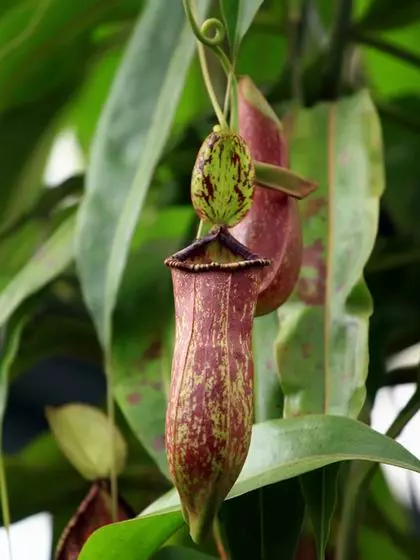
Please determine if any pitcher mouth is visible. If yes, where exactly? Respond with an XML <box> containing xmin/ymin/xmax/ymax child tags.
<box><xmin>164</xmin><ymin>226</ymin><xmax>271</xmax><ymax>272</ymax></box>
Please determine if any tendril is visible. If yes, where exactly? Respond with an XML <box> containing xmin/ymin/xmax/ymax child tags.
<box><xmin>183</xmin><ymin>0</ymin><xmax>225</xmax><ymax>46</ymax></box>
<box><xmin>183</xmin><ymin>0</ymin><xmax>238</xmax><ymax>130</ymax></box>
<box><xmin>199</xmin><ymin>17</ymin><xmax>225</xmax><ymax>47</ymax></box>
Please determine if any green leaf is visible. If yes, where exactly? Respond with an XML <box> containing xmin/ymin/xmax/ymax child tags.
<box><xmin>0</xmin><ymin>92</ymin><xmax>65</xmax><ymax>232</ymax></box>
<box><xmin>69</xmin><ymin>51</ymin><xmax>122</xmax><ymax>156</ymax></box>
<box><xmin>113</xmin><ymin>207</ymin><xmax>193</xmax><ymax>476</ymax></box>
<box><xmin>0</xmin><ymin>308</ymin><xmax>30</xmax><ymax>422</ymax></box>
<box><xmin>76</xmin><ymin>0</ymin><xmax>210</xmax><ymax>347</ymax></box>
<box><xmin>0</xmin><ymin>214</ymin><xmax>75</xmax><ymax>326</ymax></box>
<box><xmin>0</xmin><ymin>0</ymin><xmax>140</xmax><ymax>110</ymax></box>
<box><xmin>220</xmin><ymin>478</ymin><xmax>304</xmax><ymax>560</ymax></box>
<box><xmin>0</xmin><ymin>303</ymin><xmax>33</xmax><ymax>533</ymax></box>
<box><xmin>357</xmin><ymin>0</ymin><xmax>420</xmax><ymax>31</ymax></box>
<box><xmin>220</xmin><ymin>0</ymin><xmax>264</xmax><ymax>57</ymax></box>
<box><xmin>276</xmin><ymin>91</ymin><xmax>384</xmax><ymax>556</ymax></box>
<box><xmin>79</xmin><ymin>511</ymin><xmax>184</xmax><ymax>560</ymax></box>
<box><xmin>254</xmin><ymin>161</ymin><xmax>317</xmax><ymax>199</ymax></box>
<box><xmin>253</xmin><ymin>312</ymin><xmax>283</xmax><ymax>423</ymax></box>
<box><xmin>360</xmin><ymin>24</ymin><xmax>420</xmax><ymax>96</ymax></box>
<box><xmin>141</xmin><ymin>415</ymin><xmax>420</xmax><ymax>517</ymax></box>
<box><xmin>0</xmin><ymin>220</ymin><xmax>46</xmax><ymax>292</ymax></box>
<box><xmin>276</xmin><ymin>90</ymin><xmax>384</xmax><ymax>419</ymax></box>
<box><xmin>300</xmin><ymin>464</ymin><xmax>340</xmax><ymax>559</ymax></box>
<box><xmin>1</xmin><ymin>420</ymin><xmax>166</xmax><ymax>527</ymax></box>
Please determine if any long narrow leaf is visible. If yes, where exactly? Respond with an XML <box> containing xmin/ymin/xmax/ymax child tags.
<box><xmin>76</xmin><ymin>0</ymin><xmax>210</xmax><ymax>347</ymax></box>
<box><xmin>276</xmin><ymin>89</ymin><xmax>384</xmax><ymax>558</ymax></box>
<box><xmin>0</xmin><ymin>214</ymin><xmax>75</xmax><ymax>326</ymax></box>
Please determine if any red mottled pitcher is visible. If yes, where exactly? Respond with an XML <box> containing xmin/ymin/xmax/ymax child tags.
<box><xmin>164</xmin><ymin>226</ymin><xmax>269</xmax><ymax>542</ymax></box>
<box><xmin>231</xmin><ymin>76</ymin><xmax>303</xmax><ymax>316</ymax></box>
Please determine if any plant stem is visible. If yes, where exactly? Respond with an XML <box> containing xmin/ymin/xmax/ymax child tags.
<box><xmin>386</xmin><ymin>386</ymin><xmax>420</xmax><ymax>440</ymax></box>
<box><xmin>285</xmin><ymin>0</ymin><xmax>309</xmax><ymax>105</ymax></box>
<box><xmin>0</xmin><ymin>452</ymin><xmax>13</xmax><ymax>560</ymax></box>
<box><xmin>105</xmin><ymin>354</ymin><xmax>118</xmax><ymax>521</ymax></box>
<box><xmin>322</xmin><ymin>0</ymin><xmax>353</xmax><ymax>99</ymax></box>
<box><xmin>351</xmin><ymin>30</ymin><xmax>420</xmax><ymax>69</ymax></box>
<box><xmin>184</xmin><ymin>0</ymin><xmax>235</xmax><ymax>129</ymax></box>
<box><xmin>337</xmin><ymin>385</ymin><xmax>420</xmax><ymax>560</ymax></box>
<box><xmin>197</xmin><ymin>41</ymin><xmax>228</xmax><ymax>129</ymax></box>
<box><xmin>213</xmin><ymin>519</ymin><xmax>229</xmax><ymax>560</ymax></box>
<box><xmin>383</xmin><ymin>367</ymin><xmax>419</xmax><ymax>387</ymax></box>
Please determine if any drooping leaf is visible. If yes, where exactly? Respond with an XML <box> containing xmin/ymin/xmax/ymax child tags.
<box><xmin>0</xmin><ymin>214</ymin><xmax>75</xmax><ymax>326</ymax></box>
<box><xmin>300</xmin><ymin>464</ymin><xmax>340</xmax><ymax>559</ymax></box>
<box><xmin>113</xmin><ymin>207</ymin><xmax>193</xmax><ymax>476</ymax></box>
<box><xmin>79</xmin><ymin>511</ymin><xmax>184</xmax><ymax>560</ymax></box>
<box><xmin>220</xmin><ymin>477</ymin><xmax>304</xmax><ymax>560</ymax></box>
<box><xmin>276</xmin><ymin>90</ymin><xmax>384</xmax><ymax>420</ymax></box>
<box><xmin>141</xmin><ymin>415</ymin><xmax>420</xmax><ymax>516</ymax></box>
<box><xmin>220</xmin><ymin>0</ymin><xmax>264</xmax><ymax>57</ymax></box>
<box><xmin>76</xmin><ymin>0</ymin><xmax>210</xmax><ymax>347</ymax></box>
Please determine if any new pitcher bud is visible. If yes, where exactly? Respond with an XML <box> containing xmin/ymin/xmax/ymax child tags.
<box><xmin>191</xmin><ymin>127</ymin><xmax>255</xmax><ymax>227</ymax></box>
<box><xmin>165</xmin><ymin>227</ymin><xmax>269</xmax><ymax>542</ymax></box>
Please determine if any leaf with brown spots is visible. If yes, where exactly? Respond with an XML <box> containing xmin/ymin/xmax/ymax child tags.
<box><xmin>275</xmin><ymin>91</ymin><xmax>385</xmax><ymax>557</ymax></box>
<box><xmin>276</xmin><ymin>90</ymin><xmax>384</xmax><ymax>419</ymax></box>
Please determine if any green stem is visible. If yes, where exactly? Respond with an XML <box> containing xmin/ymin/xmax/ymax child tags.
<box><xmin>105</xmin><ymin>354</ymin><xmax>118</xmax><ymax>522</ymax></box>
<box><xmin>0</xmin><ymin>451</ymin><xmax>13</xmax><ymax>559</ymax></box>
<box><xmin>213</xmin><ymin>518</ymin><xmax>229</xmax><ymax>560</ymax></box>
<box><xmin>197</xmin><ymin>40</ymin><xmax>227</xmax><ymax>129</ymax></box>
<box><xmin>351</xmin><ymin>30</ymin><xmax>420</xmax><ymax>69</ymax></box>
<box><xmin>383</xmin><ymin>367</ymin><xmax>419</xmax><ymax>388</ymax></box>
<box><xmin>337</xmin><ymin>385</ymin><xmax>420</xmax><ymax>560</ymax></box>
<box><xmin>323</xmin><ymin>0</ymin><xmax>353</xmax><ymax>99</ymax></box>
<box><xmin>183</xmin><ymin>0</ymin><xmax>235</xmax><ymax>128</ymax></box>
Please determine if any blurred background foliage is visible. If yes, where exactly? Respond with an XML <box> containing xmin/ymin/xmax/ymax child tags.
<box><xmin>1</xmin><ymin>0</ymin><xmax>420</xmax><ymax>558</ymax></box>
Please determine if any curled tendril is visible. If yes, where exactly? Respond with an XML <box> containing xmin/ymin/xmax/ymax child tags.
<box><xmin>200</xmin><ymin>18</ymin><xmax>225</xmax><ymax>47</ymax></box>
<box><xmin>183</xmin><ymin>1</ymin><xmax>225</xmax><ymax>48</ymax></box>
<box><xmin>183</xmin><ymin>0</ymin><xmax>236</xmax><ymax>131</ymax></box>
